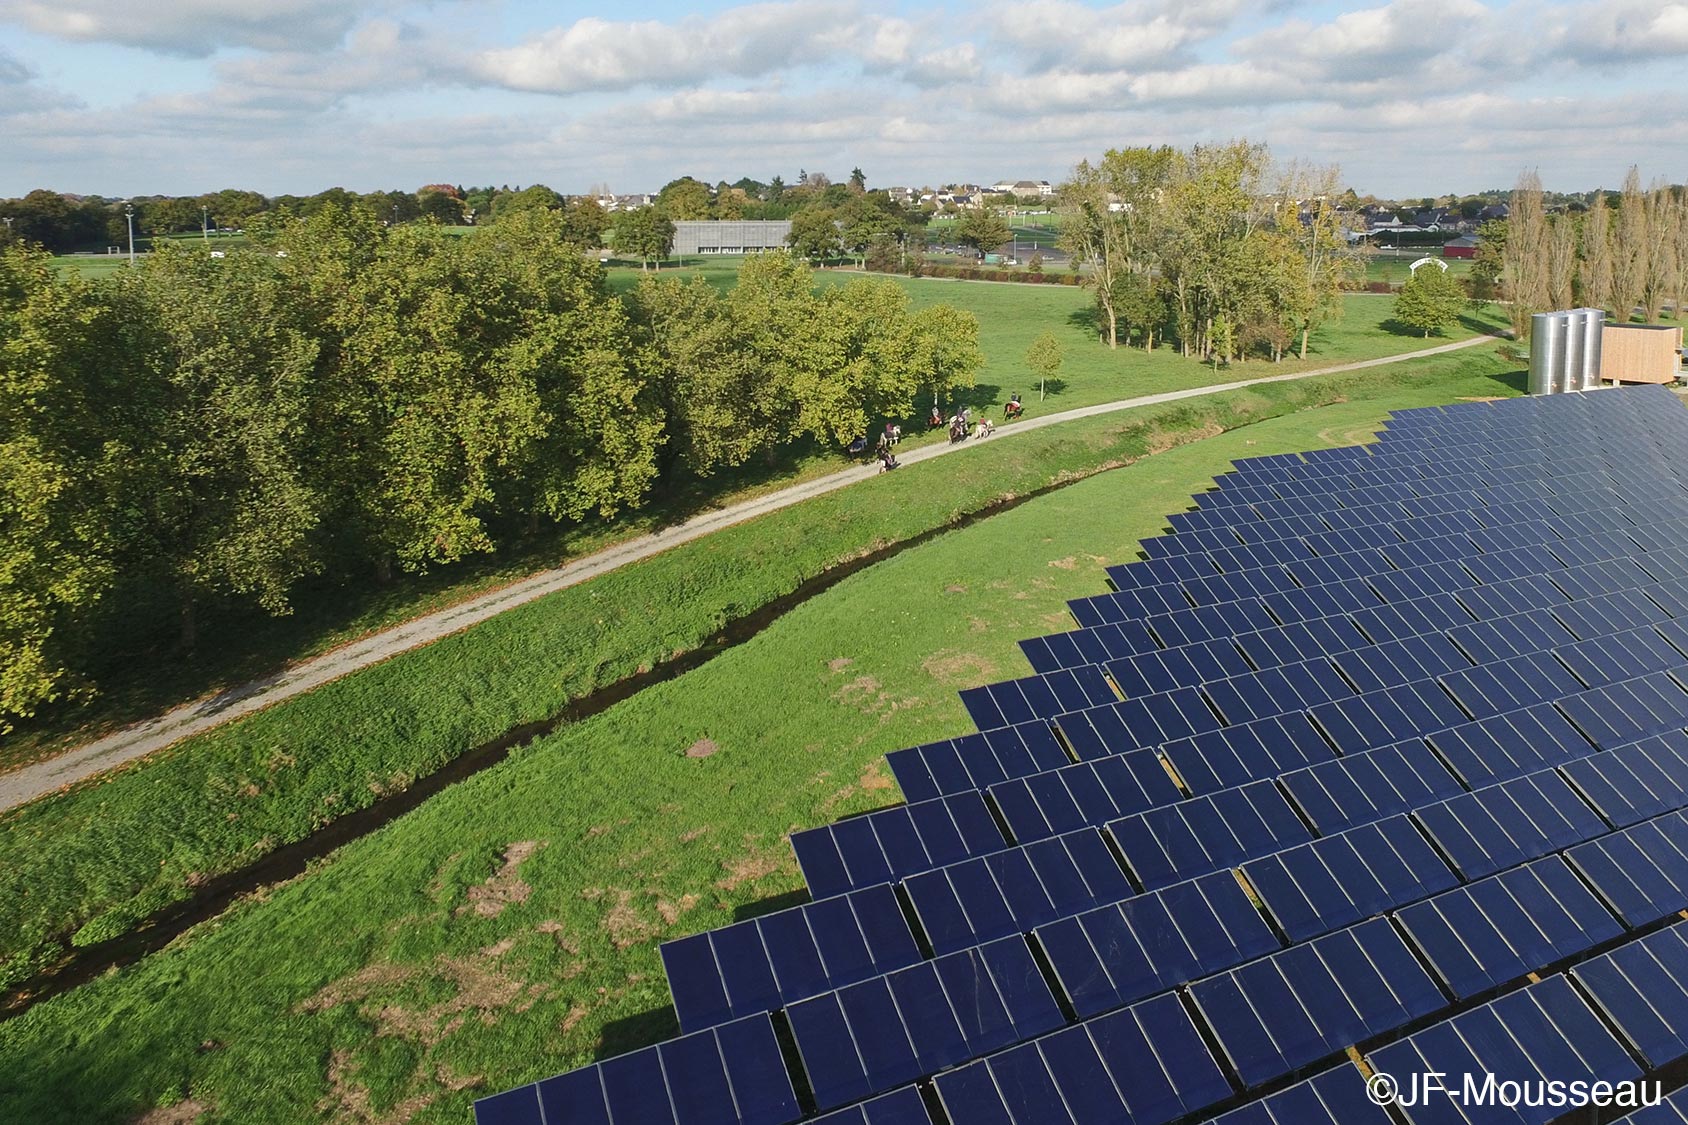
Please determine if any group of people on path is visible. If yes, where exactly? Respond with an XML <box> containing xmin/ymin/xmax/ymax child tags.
<box><xmin>871</xmin><ymin>393</ymin><xmax>1026</xmax><ymax>472</ymax></box>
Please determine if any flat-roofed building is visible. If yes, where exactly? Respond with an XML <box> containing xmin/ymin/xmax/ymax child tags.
<box><xmin>672</xmin><ymin>220</ymin><xmax>793</xmax><ymax>255</ymax></box>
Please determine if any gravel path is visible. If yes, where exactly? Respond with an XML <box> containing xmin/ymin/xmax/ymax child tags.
<box><xmin>0</xmin><ymin>333</ymin><xmax>1497</xmax><ymax>812</ymax></box>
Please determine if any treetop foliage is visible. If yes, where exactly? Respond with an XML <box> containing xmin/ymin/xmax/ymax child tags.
<box><xmin>0</xmin><ymin>213</ymin><xmax>981</xmax><ymax>731</ymax></box>
<box><xmin>1057</xmin><ymin>142</ymin><xmax>1363</xmax><ymax>362</ymax></box>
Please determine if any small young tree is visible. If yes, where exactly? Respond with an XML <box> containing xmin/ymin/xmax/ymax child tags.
<box><xmin>1394</xmin><ymin>263</ymin><xmax>1465</xmax><ymax>337</ymax></box>
<box><xmin>1025</xmin><ymin>330</ymin><xmax>1063</xmax><ymax>401</ymax></box>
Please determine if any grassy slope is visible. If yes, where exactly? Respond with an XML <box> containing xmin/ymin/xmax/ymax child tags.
<box><xmin>2</xmin><ymin>260</ymin><xmax>1500</xmax><ymax>768</ymax></box>
<box><xmin>0</xmin><ymin>340</ymin><xmax>1519</xmax><ymax>986</ymax></box>
<box><xmin>0</xmin><ymin>353</ymin><xmax>1523</xmax><ymax>1124</ymax></box>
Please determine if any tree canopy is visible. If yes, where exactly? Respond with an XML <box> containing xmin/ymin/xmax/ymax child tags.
<box><xmin>0</xmin><ymin>222</ymin><xmax>981</xmax><ymax>731</ymax></box>
<box><xmin>1393</xmin><ymin>262</ymin><xmax>1465</xmax><ymax>337</ymax></box>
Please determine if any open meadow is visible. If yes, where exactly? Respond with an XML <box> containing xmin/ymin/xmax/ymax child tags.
<box><xmin>0</xmin><ymin>348</ymin><xmax>1524</xmax><ymax>1123</ymax></box>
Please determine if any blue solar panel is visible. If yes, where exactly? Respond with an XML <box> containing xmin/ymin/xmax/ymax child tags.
<box><xmin>1558</xmin><ymin>672</ymin><xmax>1688</xmax><ymax>748</ymax></box>
<box><xmin>1396</xmin><ymin>856</ymin><xmax>1624</xmax><ymax>999</ymax></box>
<box><xmin>1411</xmin><ymin>768</ymin><xmax>1607</xmax><ymax>880</ymax></box>
<box><xmin>902</xmin><ymin>828</ymin><xmax>1131</xmax><ymax>955</ymax></box>
<box><xmin>1333</xmin><ymin>634</ymin><xmax>1472</xmax><ymax>693</ymax></box>
<box><xmin>662</xmin><ymin>883</ymin><xmax>920</xmax><ymax>1032</ymax></box>
<box><xmin>790</xmin><ymin>791</ymin><xmax>1006</xmax><ymax>899</ymax></box>
<box><xmin>807</xmin><ymin>1087</ymin><xmax>932</xmax><ymax>1125</ymax></box>
<box><xmin>1608</xmin><ymin>1085</ymin><xmax>1688</xmax><ymax>1125</ymax></box>
<box><xmin>1162</xmin><ymin>711</ymin><xmax>1335</xmax><ymax>795</ymax></box>
<box><xmin>786</xmin><ymin>935</ymin><xmax>1062</xmax><ymax>1109</ymax></box>
<box><xmin>475</xmin><ymin>1013</ymin><xmax>800</xmax><ymax>1125</ymax></box>
<box><xmin>988</xmin><ymin>748</ymin><xmax>1181</xmax><ymax>843</ymax></box>
<box><xmin>1439</xmin><ymin>650</ymin><xmax>1586</xmax><ymax>718</ymax></box>
<box><xmin>1560</xmin><ymin>730</ymin><xmax>1688</xmax><ymax>826</ymax></box>
<box><xmin>1202</xmin><ymin>658</ymin><xmax>1355</xmax><ymax>725</ymax></box>
<box><xmin>885</xmin><ymin>722</ymin><xmax>1069</xmax><ymax>802</ymax></box>
<box><xmin>1424</xmin><ymin>702</ymin><xmax>1594</xmax><ymax>787</ymax></box>
<box><xmin>1278</xmin><ymin>739</ymin><xmax>1463</xmax><ymax>835</ymax></box>
<box><xmin>1108</xmin><ymin>779</ymin><xmax>1312</xmax><ymax>891</ymax></box>
<box><xmin>1565</xmin><ymin>810</ymin><xmax>1688</xmax><ymax>927</ymax></box>
<box><xmin>933</xmin><ymin>992</ymin><xmax>1233</xmax><ymax>1125</ymax></box>
<box><xmin>1107</xmin><ymin>639</ymin><xmax>1253</xmax><ymax>698</ymax></box>
<box><xmin>1204</xmin><ymin>1063</ymin><xmax>1393</xmax><ymax>1125</ymax></box>
<box><xmin>1308</xmin><ymin>679</ymin><xmax>1466</xmax><ymax>755</ymax></box>
<box><xmin>1243</xmin><ymin>816</ymin><xmax>1458</xmax><ymax>942</ymax></box>
<box><xmin>1191</xmin><ymin>917</ymin><xmax>1446</xmax><ymax>1086</ymax></box>
<box><xmin>1035</xmin><ymin>870</ymin><xmax>1280</xmax><ymax>1018</ymax></box>
<box><xmin>1367</xmin><ymin>976</ymin><xmax>1641</xmax><ymax>1124</ymax></box>
<box><xmin>1573</xmin><ymin>922</ymin><xmax>1688</xmax><ymax>1070</ymax></box>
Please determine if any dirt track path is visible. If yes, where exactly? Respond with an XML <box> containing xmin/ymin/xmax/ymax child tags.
<box><xmin>0</xmin><ymin>333</ymin><xmax>1497</xmax><ymax>812</ymax></box>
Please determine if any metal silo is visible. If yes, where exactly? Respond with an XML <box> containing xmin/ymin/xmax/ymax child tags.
<box><xmin>1530</xmin><ymin>312</ymin><xmax>1563</xmax><ymax>394</ymax></box>
<box><xmin>1552</xmin><ymin>309</ymin><xmax>1579</xmax><ymax>391</ymax></box>
<box><xmin>1578</xmin><ymin>308</ymin><xmax>1604</xmax><ymax>390</ymax></box>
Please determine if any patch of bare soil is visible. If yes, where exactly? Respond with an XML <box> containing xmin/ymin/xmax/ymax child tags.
<box><xmin>1048</xmin><ymin>557</ymin><xmax>1078</xmax><ymax>570</ymax></box>
<box><xmin>300</xmin><ymin>937</ymin><xmax>543</xmax><ymax>1049</ymax></box>
<box><xmin>457</xmin><ymin>840</ymin><xmax>544</xmax><ymax>919</ymax></box>
<box><xmin>859</xmin><ymin>762</ymin><xmax>895</xmax><ymax>792</ymax></box>
<box><xmin>130</xmin><ymin>1100</ymin><xmax>209</xmax><ymax>1125</ymax></box>
<box><xmin>685</xmin><ymin>739</ymin><xmax>718</xmax><ymax>759</ymax></box>
<box><xmin>656</xmin><ymin>894</ymin><xmax>699</xmax><ymax>925</ymax></box>
<box><xmin>827</xmin><ymin>657</ymin><xmax>854</xmax><ymax>673</ymax></box>
<box><xmin>603</xmin><ymin>890</ymin><xmax>660</xmax><ymax>950</ymax></box>
<box><xmin>317</xmin><ymin>1049</ymin><xmax>437</xmax><ymax>1125</ymax></box>
<box><xmin>716</xmin><ymin>836</ymin><xmax>797</xmax><ymax>891</ymax></box>
<box><xmin>921</xmin><ymin>651</ymin><xmax>996</xmax><ymax>685</ymax></box>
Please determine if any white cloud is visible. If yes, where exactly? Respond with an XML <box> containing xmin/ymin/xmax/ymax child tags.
<box><xmin>470</xmin><ymin>1</ymin><xmax>864</xmax><ymax>94</ymax></box>
<box><xmin>0</xmin><ymin>0</ymin><xmax>405</xmax><ymax>55</ymax></box>
<box><xmin>1237</xmin><ymin>0</ymin><xmax>1487</xmax><ymax>80</ymax></box>
<box><xmin>902</xmin><ymin>44</ymin><xmax>981</xmax><ymax>87</ymax></box>
<box><xmin>989</xmin><ymin>0</ymin><xmax>1261</xmax><ymax>73</ymax></box>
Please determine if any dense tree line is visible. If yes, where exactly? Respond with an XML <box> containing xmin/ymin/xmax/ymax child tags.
<box><xmin>1482</xmin><ymin>167</ymin><xmax>1688</xmax><ymax>338</ymax></box>
<box><xmin>1057</xmin><ymin>143</ymin><xmax>1360</xmax><ymax>363</ymax></box>
<box><xmin>0</xmin><ymin>211</ymin><xmax>980</xmax><ymax>729</ymax></box>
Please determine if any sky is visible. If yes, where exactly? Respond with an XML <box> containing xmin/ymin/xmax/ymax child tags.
<box><xmin>4</xmin><ymin>0</ymin><xmax>1688</xmax><ymax>200</ymax></box>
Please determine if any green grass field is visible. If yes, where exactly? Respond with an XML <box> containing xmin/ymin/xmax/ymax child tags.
<box><xmin>1362</xmin><ymin>254</ymin><xmax>1475</xmax><ymax>284</ymax></box>
<box><xmin>0</xmin><ymin>350</ymin><xmax>1525</xmax><ymax>1123</ymax></box>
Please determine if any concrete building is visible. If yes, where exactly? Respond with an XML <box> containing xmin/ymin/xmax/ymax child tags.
<box><xmin>671</xmin><ymin>220</ymin><xmax>793</xmax><ymax>255</ymax></box>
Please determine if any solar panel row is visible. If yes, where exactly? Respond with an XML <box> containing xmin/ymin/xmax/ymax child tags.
<box><xmin>479</xmin><ymin>387</ymin><xmax>1688</xmax><ymax>1125</ymax></box>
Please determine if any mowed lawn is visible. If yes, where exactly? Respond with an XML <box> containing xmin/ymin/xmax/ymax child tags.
<box><xmin>609</xmin><ymin>257</ymin><xmax>1508</xmax><ymax>423</ymax></box>
<box><xmin>0</xmin><ymin>353</ymin><xmax>1524</xmax><ymax>1124</ymax></box>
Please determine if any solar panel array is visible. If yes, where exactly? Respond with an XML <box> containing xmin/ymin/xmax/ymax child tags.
<box><xmin>477</xmin><ymin>385</ymin><xmax>1688</xmax><ymax>1125</ymax></box>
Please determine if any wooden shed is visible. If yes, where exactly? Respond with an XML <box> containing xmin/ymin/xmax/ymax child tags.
<box><xmin>1601</xmin><ymin>323</ymin><xmax>1683</xmax><ymax>384</ymax></box>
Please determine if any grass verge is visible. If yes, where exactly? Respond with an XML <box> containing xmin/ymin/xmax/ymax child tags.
<box><xmin>0</xmin><ymin>351</ymin><xmax>1522</xmax><ymax>1124</ymax></box>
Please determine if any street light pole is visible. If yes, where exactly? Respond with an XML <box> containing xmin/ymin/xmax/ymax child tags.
<box><xmin>124</xmin><ymin>202</ymin><xmax>135</xmax><ymax>264</ymax></box>
<box><xmin>202</xmin><ymin>206</ymin><xmax>210</xmax><ymax>245</ymax></box>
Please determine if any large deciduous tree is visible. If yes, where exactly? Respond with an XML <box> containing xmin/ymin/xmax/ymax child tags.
<box><xmin>109</xmin><ymin>242</ymin><xmax>324</xmax><ymax>647</ymax></box>
<box><xmin>787</xmin><ymin>208</ymin><xmax>844</xmax><ymax>260</ymax></box>
<box><xmin>609</xmin><ymin>207</ymin><xmax>676</xmax><ymax>269</ymax></box>
<box><xmin>954</xmin><ymin>207</ymin><xmax>1012</xmax><ymax>257</ymax></box>
<box><xmin>0</xmin><ymin>245</ymin><xmax>118</xmax><ymax>727</ymax></box>
<box><xmin>656</xmin><ymin>177</ymin><xmax>713</xmax><ymax>220</ymax></box>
